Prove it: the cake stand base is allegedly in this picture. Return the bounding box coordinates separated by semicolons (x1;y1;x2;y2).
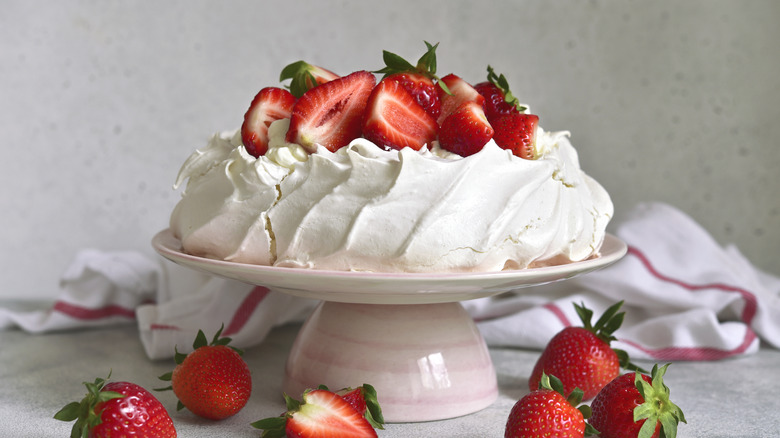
283;301;498;423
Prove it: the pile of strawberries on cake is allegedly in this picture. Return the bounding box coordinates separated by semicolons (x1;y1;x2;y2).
241;42;540;160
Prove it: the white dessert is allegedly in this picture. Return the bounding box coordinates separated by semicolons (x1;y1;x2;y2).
170;119;613;272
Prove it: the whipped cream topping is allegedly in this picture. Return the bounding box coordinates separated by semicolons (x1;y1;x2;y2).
170;120;613;272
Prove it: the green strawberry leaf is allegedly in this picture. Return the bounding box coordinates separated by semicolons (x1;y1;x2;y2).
485;65;527;112
361;383;385;430
193;329;208;350
633;364;687;438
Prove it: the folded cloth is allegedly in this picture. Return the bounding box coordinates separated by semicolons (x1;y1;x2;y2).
2;202;779;362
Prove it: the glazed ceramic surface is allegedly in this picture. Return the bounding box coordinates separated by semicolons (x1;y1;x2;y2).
284;301;497;422
152;229;626;421
152;229;627;304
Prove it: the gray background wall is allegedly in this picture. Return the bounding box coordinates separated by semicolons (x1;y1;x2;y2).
2;0;778;300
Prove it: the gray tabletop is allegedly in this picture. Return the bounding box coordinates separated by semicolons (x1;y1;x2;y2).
2;322;778;437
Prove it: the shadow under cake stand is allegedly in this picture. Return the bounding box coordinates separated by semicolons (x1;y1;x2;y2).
152;229;626;422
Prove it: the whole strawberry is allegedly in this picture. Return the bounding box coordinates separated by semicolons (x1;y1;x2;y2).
590;364;686;438
505;373;596;438
529;300;642;400
55;373;176;438
157;325;251;420
473;65;528;122
252;387;379;438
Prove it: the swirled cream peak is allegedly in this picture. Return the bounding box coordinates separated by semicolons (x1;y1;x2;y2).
170;120;612;272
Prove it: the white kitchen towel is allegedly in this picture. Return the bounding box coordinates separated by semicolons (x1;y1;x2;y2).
2;202;779;362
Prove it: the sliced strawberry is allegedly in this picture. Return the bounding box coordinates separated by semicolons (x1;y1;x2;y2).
286;70;376;153
251;389;377;438
280;60;340;98
240;87;296;157
436;74;485;126
374;41;444;119
362;79;438;151
385;73;441;120
336;384;385;430
473;65;527;122
438;100;494;157
492;112;540;159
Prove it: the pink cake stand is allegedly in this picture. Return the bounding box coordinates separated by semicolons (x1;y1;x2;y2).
152;229;626;422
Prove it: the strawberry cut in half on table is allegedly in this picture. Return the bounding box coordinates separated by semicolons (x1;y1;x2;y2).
504;373;596;438
279;60;340;98
334;384;385;430
252;388;380;438
590;364;686;438
374;41;447;120
529;301;645;400
492;112;540;159
55;373;177;438
157;324;251;420
286;70;376;153
241;87;296;157
362;78;438;151
436;73;485;125
473;65;528;122
438;100;494;157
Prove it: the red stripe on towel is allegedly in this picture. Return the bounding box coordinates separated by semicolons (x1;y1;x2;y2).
619;328;757;361
53;301;136;320
223;286;271;336
543;302;572;327
626;246;758;324
619;246;760;360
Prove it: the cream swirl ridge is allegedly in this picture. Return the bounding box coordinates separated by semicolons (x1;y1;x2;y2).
170;126;612;272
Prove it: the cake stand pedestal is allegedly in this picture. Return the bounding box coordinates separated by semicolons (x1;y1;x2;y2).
152;229;626;422
284;300;496;422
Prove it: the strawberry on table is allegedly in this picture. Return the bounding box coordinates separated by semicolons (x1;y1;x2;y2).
286;70;376;153
252;388;379;438
492;112;540;159
362;78;438;151
279;60;340;98
438;100;494;157
334;384;385;430
473;65;528;122
374;41;446;120
157;325;251;420
529;301;643;400
504;373;596;438
241;87;296;157
55;373;176;438
590;364;686;438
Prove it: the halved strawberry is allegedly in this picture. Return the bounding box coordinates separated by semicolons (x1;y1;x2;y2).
492;112;540;159
240;87;296;157
436;73;485;126
251;389;377;438
438;100;494;157
375;41;445;119
280;60;340;98
473;65;528;122
362;79;438;151
286;70;376;153
336;384;385;430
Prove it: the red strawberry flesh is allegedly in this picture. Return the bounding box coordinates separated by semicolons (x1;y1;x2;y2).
436;73;485;125
287;389;377;438
286;70;376;152
362;78;438;151
492;112;539;159
241;87;296;157
438;100;494;157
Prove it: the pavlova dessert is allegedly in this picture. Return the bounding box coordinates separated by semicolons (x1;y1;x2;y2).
170;43;613;273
